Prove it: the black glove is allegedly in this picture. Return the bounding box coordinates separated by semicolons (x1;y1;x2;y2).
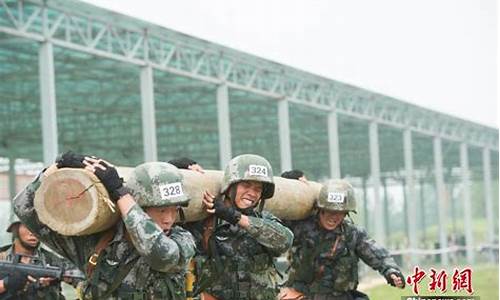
3;272;27;292
56;151;86;168
93;161;127;202
213;199;242;225
168;157;197;170
384;269;405;288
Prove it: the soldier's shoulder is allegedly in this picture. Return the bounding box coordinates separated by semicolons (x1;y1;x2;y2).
0;244;12;260
170;225;195;243
0;244;11;252
260;210;279;220
343;219;364;231
169;225;196;260
287;215;317;237
40;245;63;259
342;221;370;243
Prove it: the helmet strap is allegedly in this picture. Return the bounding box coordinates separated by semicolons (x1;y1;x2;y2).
347;212;355;224
178;207;186;224
11;225;19;242
228;185;237;205
258;198;265;213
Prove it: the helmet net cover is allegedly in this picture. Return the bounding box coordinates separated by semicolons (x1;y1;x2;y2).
126;162;190;208
317;179;357;213
220;154;275;200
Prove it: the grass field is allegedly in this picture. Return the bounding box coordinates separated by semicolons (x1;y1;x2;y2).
364;265;498;300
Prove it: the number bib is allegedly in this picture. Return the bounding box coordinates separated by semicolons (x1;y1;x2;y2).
159;182;184;200
248;165;268;177
327;192;346;203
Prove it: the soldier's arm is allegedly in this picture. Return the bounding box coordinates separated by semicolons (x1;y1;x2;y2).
13;166;99;270
240;212;294;255
354;226;402;276
122;202;195;272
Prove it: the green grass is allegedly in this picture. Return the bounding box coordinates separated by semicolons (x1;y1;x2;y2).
386;218;493;247
364;265;498;300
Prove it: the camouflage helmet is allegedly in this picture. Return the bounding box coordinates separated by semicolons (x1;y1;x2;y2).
6;214;21;233
221;154;275;200
126;162;190;207
317;179;357;213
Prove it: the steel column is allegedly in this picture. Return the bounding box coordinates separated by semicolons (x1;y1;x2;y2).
369;121;385;245
482;148;495;262
278;99;292;172
404;129;418;263
8;155;16;222
362;177;369;230
433;137;448;265
382;178;390;239
420;178;427;241
460;143;474;263
39;7;58;165
217;84;232;169
140;65;157;162
328;110;341;178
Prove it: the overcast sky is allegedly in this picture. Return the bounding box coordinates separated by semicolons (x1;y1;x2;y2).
83;0;498;128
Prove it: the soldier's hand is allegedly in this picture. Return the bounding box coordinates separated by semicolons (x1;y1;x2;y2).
56;151;86;168
202;190;216;213
3;272;28;292
38;277;57;287
385;270;405;289
188;163;205;174
213;198;242;225
84;158;127;202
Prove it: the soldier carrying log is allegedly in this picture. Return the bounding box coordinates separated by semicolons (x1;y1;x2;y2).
183;154;294;300
12;151;196;299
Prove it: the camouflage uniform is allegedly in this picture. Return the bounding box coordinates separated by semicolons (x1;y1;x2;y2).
13;162;196;299
187;154;294;300
0;244;68;300
287;217;400;299
285;180;402;300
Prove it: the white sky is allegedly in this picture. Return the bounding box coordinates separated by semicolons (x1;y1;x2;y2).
83;0;498;128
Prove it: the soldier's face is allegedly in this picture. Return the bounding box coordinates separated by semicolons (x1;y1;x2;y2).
234;181;263;209
318;210;346;231
18;224;39;248
145;206;178;233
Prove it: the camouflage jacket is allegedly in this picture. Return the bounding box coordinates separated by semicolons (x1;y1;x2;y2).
0;244;69;300
13;173;196;300
185;209;294;300
286;216;401;296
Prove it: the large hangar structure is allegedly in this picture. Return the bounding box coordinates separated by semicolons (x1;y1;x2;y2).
0;0;498;266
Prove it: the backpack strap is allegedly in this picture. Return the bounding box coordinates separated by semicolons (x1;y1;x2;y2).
202;215;216;251
86;227;115;278
86;227;140;299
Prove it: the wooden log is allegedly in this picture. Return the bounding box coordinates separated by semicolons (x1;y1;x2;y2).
34;167;322;236
34;168;120;236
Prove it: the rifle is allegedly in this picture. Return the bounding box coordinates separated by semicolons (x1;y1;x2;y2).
0;254;85;281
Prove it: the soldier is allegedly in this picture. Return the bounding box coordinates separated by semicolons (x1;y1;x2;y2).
186;154;294;300
13;152;196;299
0;216;79;299
280;179;405;300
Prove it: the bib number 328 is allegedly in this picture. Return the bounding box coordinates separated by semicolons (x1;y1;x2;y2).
159;182;184;200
